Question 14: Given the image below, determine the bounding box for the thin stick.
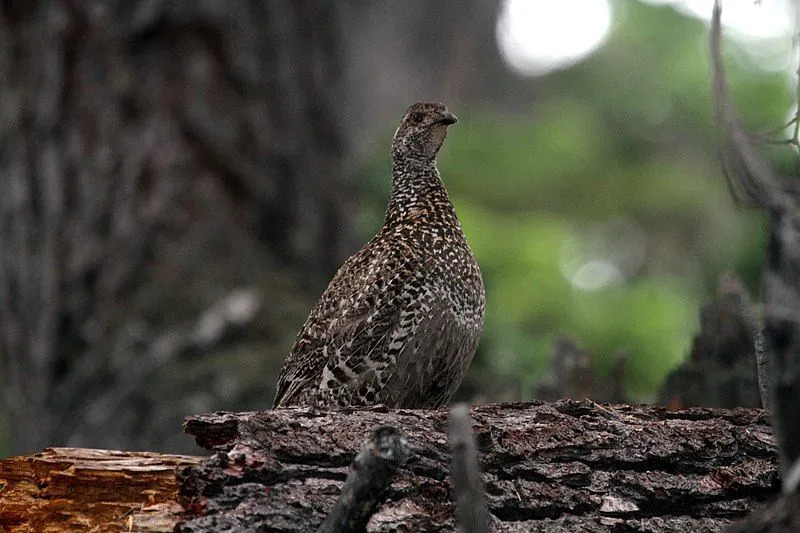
[449,404,489,533]
[754,329,770,410]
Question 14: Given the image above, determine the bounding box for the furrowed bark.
[177,400,778,532]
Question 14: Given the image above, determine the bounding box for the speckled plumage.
[273,102,485,408]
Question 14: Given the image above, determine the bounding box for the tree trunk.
[178,400,778,532]
[0,0,352,454]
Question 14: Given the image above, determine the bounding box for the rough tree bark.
[448,404,490,533]
[177,401,778,532]
[0,0,352,454]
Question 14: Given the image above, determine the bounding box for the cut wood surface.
[0,447,201,532]
[179,400,779,532]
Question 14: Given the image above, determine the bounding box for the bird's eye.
[411,112,424,124]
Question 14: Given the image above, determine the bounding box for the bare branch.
[709,0,794,211]
[754,329,771,410]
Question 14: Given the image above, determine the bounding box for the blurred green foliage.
[357,0,791,401]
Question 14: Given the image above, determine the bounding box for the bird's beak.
[435,112,458,126]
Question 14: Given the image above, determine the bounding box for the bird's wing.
[272,254,363,407]
[315,278,430,406]
[320,282,477,408]
[273,244,422,408]
[272,291,361,408]
[383,298,478,408]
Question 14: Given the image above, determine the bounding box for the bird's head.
[391,102,458,162]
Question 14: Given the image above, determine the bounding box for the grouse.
[273,102,485,408]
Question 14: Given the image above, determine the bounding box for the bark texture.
[0,0,351,454]
[0,447,201,532]
[449,404,490,533]
[178,400,779,532]
[0,402,783,531]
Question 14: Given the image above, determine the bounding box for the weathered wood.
[0,402,783,531]
[754,329,770,410]
[0,447,201,532]
[178,400,779,532]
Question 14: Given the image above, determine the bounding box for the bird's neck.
[384,157,460,229]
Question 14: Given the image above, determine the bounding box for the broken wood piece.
[0,447,202,532]
[754,329,770,410]
[658,271,761,409]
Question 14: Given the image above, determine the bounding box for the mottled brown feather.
[273,102,485,409]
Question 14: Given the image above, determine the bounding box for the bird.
[273,101,485,409]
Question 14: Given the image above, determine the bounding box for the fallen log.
[178,400,779,532]
[0,401,782,531]
[0,447,201,532]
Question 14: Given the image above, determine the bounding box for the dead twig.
[754,329,770,410]
[448,404,489,533]
[317,426,409,533]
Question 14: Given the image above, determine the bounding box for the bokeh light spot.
[497,0,613,77]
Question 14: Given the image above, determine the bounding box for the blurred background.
[0,0,796,455]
